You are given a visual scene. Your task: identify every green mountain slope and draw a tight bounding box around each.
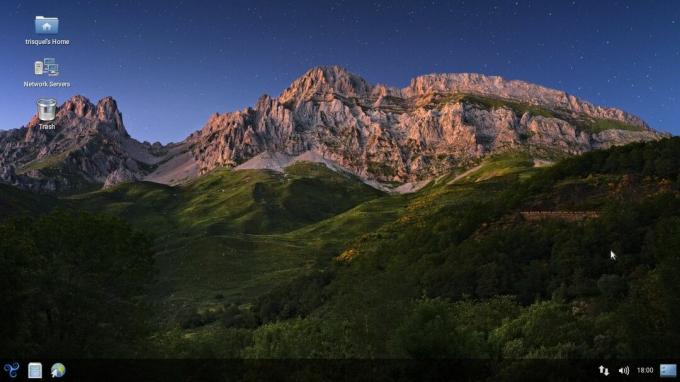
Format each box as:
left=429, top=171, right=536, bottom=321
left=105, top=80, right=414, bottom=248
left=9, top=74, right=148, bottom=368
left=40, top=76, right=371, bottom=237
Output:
left=71, top=162, right=383, bottom=235
left=68, top=162, right=387, bottom=327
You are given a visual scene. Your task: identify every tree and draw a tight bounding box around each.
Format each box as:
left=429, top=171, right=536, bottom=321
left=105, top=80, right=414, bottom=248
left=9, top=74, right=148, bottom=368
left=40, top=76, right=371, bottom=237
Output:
left=391, top=298, right=486, bottom=358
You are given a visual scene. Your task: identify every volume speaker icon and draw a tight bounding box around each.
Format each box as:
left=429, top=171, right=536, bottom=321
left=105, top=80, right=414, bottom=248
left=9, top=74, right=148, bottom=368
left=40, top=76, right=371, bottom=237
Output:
left=619, top=366, right=630, bottom=375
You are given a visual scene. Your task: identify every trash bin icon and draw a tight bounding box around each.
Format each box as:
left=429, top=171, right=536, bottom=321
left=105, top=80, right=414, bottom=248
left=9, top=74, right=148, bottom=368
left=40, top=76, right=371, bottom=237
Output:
left=37, top=98, right=57, bottom=121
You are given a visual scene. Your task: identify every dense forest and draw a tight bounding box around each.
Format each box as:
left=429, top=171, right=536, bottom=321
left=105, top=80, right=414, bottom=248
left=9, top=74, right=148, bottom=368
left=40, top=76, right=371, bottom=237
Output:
left=0, top=211, right=155, bottom=357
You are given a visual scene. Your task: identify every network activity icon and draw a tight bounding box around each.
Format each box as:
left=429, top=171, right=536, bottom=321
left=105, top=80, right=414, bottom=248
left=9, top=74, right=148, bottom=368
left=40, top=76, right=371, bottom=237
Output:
left=598, top=365, right=609, bottom=376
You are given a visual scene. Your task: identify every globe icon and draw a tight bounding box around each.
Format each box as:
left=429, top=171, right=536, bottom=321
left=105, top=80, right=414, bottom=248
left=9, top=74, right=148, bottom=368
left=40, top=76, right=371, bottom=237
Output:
left=50, top=363, right=66, bottom=378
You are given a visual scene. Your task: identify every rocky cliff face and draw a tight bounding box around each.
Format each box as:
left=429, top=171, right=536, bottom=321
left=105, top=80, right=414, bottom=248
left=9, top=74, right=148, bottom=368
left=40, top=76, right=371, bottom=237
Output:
left=0, top=66, right=668, bottom=193
left=188, top=66, right=665, bottom=183
left=0, top=96, right=189, bottom=193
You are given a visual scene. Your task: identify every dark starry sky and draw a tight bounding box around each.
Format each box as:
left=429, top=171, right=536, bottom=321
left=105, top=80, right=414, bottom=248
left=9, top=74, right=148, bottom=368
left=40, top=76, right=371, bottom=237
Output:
left=1, top=0, right=678, bottom=142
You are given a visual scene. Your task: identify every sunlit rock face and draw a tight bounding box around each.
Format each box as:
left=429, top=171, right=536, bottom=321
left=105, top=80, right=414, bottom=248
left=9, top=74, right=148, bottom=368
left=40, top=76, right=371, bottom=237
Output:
left=189, top=66, right=665, bottom=183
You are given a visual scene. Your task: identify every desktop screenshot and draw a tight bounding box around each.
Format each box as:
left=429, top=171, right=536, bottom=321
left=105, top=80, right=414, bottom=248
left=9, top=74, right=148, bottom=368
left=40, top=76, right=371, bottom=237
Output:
left=0, top=0, right=679, bottom=380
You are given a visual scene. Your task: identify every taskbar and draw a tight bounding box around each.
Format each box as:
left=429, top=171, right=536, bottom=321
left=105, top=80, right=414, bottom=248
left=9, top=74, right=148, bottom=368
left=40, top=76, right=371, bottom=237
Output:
left=0, top=359, right=676, bottom=381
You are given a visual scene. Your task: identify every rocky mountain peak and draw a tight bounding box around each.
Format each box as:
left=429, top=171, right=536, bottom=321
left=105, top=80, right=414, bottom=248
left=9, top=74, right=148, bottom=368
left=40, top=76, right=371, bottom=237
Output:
left=34, top=96, right=128, bottom=138
left=61, top=95, right=96, bottom=118
left=189, top=67, right=666, bottom=185
left=95, top=96, right=127, bottom=137
left=404, top=73, right=646, bottom=128
left=0, top=96, right=149, bottom=193
left=59, top=96, right=128, bottom=137
left=278, top=66, right=372, bottom=104
left=96, top=96, right=121, bottom=120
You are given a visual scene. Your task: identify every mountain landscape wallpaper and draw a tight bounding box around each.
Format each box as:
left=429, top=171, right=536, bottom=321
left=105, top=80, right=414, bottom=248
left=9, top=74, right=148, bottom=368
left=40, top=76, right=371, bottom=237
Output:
left=1, top=1, right=679, bottom=380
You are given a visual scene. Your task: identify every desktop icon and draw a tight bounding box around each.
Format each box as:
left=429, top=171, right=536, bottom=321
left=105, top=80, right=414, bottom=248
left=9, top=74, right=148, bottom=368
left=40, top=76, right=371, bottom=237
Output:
left=34, top=58, right=59, bottom=77
left=3, top=362, right=20, bottom=378
left=35, top=16, right=59, bottom=34
left=37, top=98, right=58, bottom=122
left=28, top=362, right=43, bottom=379
left=660, top=364, right=677, bottom=378
left=50, top=363, right=65, bottom=378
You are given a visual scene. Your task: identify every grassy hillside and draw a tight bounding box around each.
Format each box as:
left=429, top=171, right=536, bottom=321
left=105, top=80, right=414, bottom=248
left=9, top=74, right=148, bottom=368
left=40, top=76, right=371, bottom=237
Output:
left=68, top=162, right=388, bottom=327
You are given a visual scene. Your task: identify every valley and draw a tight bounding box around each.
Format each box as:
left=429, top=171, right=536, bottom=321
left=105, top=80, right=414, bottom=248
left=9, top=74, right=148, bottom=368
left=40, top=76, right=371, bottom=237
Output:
left=2, top=138, right=679, bottom=363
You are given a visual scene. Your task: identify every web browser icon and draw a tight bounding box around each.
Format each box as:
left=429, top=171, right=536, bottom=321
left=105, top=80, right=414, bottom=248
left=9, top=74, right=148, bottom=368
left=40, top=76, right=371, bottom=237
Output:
left=35, top=16, right=59, bottom=34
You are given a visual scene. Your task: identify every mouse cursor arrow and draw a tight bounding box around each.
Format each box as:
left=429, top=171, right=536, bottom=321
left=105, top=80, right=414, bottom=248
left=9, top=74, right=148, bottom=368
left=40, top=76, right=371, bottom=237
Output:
left=610, top=250, right=616, bottom=261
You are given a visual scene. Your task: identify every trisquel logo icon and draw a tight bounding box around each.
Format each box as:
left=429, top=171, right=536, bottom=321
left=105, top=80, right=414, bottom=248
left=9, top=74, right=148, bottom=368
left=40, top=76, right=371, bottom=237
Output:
left=3, top=362, right=20, bottom=378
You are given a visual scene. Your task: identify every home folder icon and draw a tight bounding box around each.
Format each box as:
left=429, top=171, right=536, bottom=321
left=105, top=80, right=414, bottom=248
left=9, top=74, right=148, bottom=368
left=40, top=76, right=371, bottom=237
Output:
left=35, top=16, right=59, bottom=34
